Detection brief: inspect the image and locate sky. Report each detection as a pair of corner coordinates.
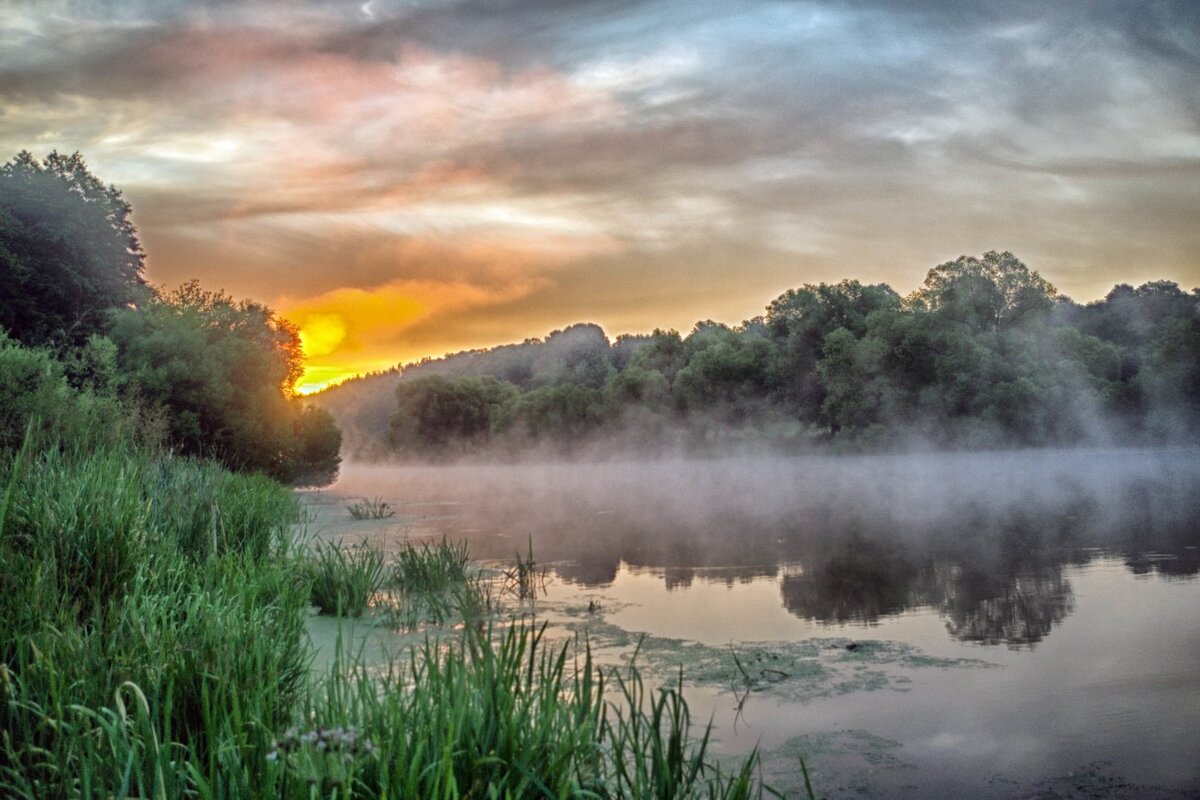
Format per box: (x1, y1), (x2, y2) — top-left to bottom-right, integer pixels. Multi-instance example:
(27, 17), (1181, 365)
(2, 0), (1198, 392)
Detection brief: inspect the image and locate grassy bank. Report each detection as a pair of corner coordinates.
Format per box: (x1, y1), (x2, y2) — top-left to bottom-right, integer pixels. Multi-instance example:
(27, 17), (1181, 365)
(0, 438), (774, 798)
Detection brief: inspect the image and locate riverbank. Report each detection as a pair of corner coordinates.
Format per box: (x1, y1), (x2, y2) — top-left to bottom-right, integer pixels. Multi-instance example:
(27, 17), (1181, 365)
(0, 439), (771, 798)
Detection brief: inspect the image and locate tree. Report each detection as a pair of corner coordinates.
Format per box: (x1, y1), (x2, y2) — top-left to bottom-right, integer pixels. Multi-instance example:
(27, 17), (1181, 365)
(765, 280), (901, 423)
(109, 282), (340, 482)
(766, 280), (901, 341)
(0, 330), (130, 451)
(532, 323), (614, 389)
(390, 375), (518, 452)
(907, 251), (1057, 332)
(673, 328), (773, 414)
(286, 404), (343, 486)
(493, 383), (606, 443)
(627, 329), (686, 381)
(0, 151), (146, 347)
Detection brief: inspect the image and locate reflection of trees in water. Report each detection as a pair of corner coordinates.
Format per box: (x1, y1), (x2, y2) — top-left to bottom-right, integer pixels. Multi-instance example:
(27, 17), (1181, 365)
(1123, 551), (1200, 580)
(664, 567), (695, 590)
(1116, 478), (1200, 581)
(538, 477), (1195, 646)
(780, 535), (920, 624)
(937, 566), (1074, 648)
(779, 517), (1080, 648)
(553, 552), (620, 586)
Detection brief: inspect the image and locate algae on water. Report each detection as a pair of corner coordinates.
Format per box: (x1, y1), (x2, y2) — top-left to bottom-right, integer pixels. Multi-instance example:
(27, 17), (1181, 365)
(560, 604), (996, 704)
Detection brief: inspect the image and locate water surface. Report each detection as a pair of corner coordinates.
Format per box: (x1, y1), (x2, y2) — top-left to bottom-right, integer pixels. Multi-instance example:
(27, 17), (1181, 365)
(306, 449), (1200, 798)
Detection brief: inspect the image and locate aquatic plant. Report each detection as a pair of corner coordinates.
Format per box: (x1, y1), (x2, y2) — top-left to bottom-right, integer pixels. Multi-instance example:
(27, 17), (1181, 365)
(391, 536), (471, 592)
(382, 537), (491, 630)
(289, 621), (771, 799)
(306, 539), (387, 617)
(345, 496), (395, 520)
(501, 535), (549, 601)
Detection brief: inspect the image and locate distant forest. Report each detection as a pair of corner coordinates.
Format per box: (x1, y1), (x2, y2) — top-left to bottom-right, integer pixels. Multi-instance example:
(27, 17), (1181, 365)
(317, 251), (1200, 459)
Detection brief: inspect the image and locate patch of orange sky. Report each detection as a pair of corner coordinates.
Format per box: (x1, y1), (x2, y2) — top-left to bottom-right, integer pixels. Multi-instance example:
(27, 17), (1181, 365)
(284, 271), (555, 394)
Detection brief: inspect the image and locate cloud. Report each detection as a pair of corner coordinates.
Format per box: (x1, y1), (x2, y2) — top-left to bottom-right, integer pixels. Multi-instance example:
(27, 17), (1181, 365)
(2, 0), (1198, 383)
(274, 231), (624, 390)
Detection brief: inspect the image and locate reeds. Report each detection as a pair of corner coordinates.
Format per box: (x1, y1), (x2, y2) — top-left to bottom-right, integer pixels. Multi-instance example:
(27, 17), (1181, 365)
(501, 535), (549, 601)
(306, 539), (387, 617)
(391, 536), (471, 593)
(0, 436), (774, 799)
(279, 621), (770, 799)
(345, 496), (395, 520)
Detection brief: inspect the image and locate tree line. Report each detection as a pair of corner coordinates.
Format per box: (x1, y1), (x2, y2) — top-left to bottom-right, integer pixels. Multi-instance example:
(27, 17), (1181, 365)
(319, 251), (1199, 457)
(0, 151), (341, 483)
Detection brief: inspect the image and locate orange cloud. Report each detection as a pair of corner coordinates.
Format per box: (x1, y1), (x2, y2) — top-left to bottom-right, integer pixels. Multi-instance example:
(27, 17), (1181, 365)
(281, 273), (545, 393)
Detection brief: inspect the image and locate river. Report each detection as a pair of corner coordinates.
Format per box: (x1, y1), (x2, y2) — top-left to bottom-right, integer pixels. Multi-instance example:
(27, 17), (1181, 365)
(304, 448), (1200, 798)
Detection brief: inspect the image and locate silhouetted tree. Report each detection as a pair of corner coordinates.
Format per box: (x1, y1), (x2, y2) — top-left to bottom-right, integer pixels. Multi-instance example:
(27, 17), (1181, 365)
(0, 151), (146, 347)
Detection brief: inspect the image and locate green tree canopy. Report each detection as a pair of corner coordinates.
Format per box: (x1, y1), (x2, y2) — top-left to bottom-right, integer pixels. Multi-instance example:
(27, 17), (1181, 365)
(390, 374), (518, 452)
(109, 282), (339, 482)
(0, 151), (146, 347)
(908, 251), (1056, 332)
(764, 280), (901, 420)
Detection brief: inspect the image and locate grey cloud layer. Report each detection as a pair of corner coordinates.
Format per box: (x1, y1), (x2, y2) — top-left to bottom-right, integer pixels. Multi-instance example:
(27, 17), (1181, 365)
(2, 0), (1197, 327)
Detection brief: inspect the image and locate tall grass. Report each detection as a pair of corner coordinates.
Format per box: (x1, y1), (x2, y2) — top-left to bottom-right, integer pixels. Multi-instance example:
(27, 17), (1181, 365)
(392, 536), (471, 592)
(0, 435), (309, 797)
(306, 540), (386, 616)
(288, 621), (770, 799)
(0, 434), (774, 799)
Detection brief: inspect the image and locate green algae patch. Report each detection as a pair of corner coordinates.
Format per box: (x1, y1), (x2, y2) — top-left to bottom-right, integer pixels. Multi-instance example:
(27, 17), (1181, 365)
(560, 607), (997, 704)
(760, 729), (913, 799)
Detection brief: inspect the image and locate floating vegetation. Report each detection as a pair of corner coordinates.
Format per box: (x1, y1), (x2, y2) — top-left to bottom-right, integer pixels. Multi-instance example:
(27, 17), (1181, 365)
(762, 730), (911, 799)
(560, 606), (996, 705)
(1016, 761), (1193, 800)
(346, 496), (396, 520)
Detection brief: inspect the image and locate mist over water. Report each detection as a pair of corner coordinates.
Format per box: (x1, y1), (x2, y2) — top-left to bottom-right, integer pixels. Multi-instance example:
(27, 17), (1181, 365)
(327, 448), (1199, 630)
(313, 448), (1200, 797)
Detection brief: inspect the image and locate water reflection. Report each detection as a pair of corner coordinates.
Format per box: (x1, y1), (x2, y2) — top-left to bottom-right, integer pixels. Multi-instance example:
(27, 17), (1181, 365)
(329, 449), (1200, 648)
(776, 520), (1079, 647)
(780, 534), (919, 624)
(939, 569), (1073, 647)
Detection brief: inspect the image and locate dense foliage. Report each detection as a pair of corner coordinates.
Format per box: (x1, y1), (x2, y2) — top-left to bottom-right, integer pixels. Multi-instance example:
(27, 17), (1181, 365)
(107, 281), (340, 483)
(317, 253), (1200, 457)
(0, 151), (147, 348)
(0, 429), (767, 798)
(0, 152), (340, 484)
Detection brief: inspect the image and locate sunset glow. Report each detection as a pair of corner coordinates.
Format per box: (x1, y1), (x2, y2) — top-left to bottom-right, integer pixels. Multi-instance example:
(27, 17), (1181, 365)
(3, 2), (1198, 386)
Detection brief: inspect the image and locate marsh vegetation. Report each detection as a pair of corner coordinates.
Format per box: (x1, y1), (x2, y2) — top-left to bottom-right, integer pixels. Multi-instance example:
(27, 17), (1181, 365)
(0, 152), (776, 798)
(1, 437), (784, 798)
